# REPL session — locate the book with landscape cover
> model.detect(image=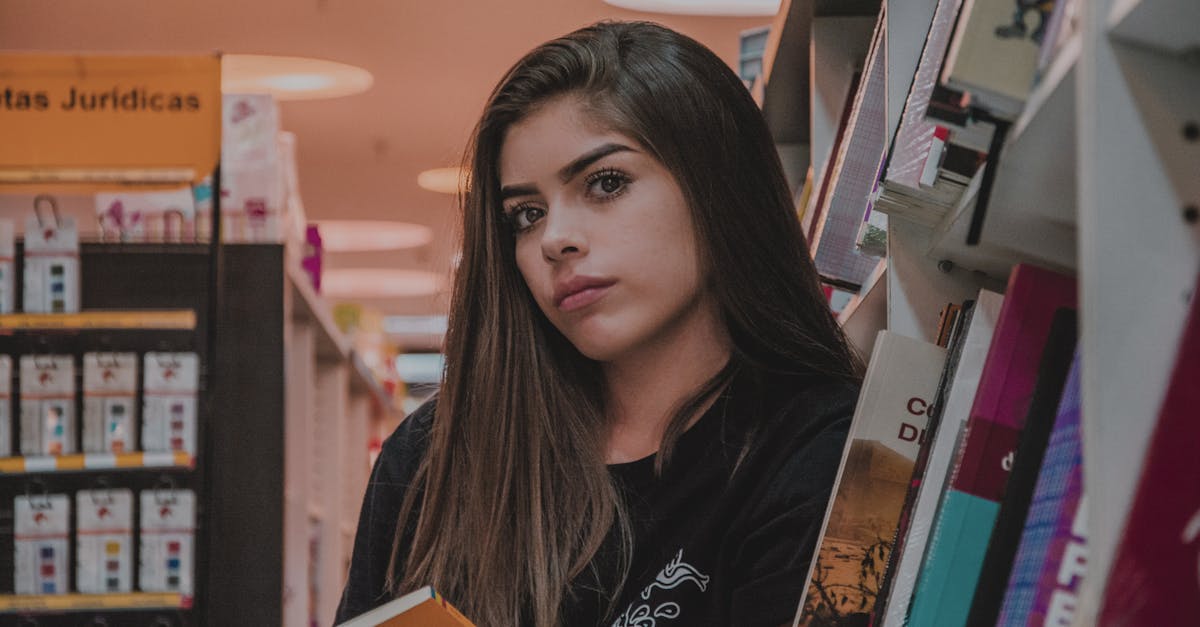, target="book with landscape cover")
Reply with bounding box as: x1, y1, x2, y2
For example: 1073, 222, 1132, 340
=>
907, 264, 1075, 626
996, 350, 1085, 627
1099, 273, 1200, 626
879, 289, 1003, 627
967, 308, 1078, 625
336, 586, 474, 627
793, 331, 946, 627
